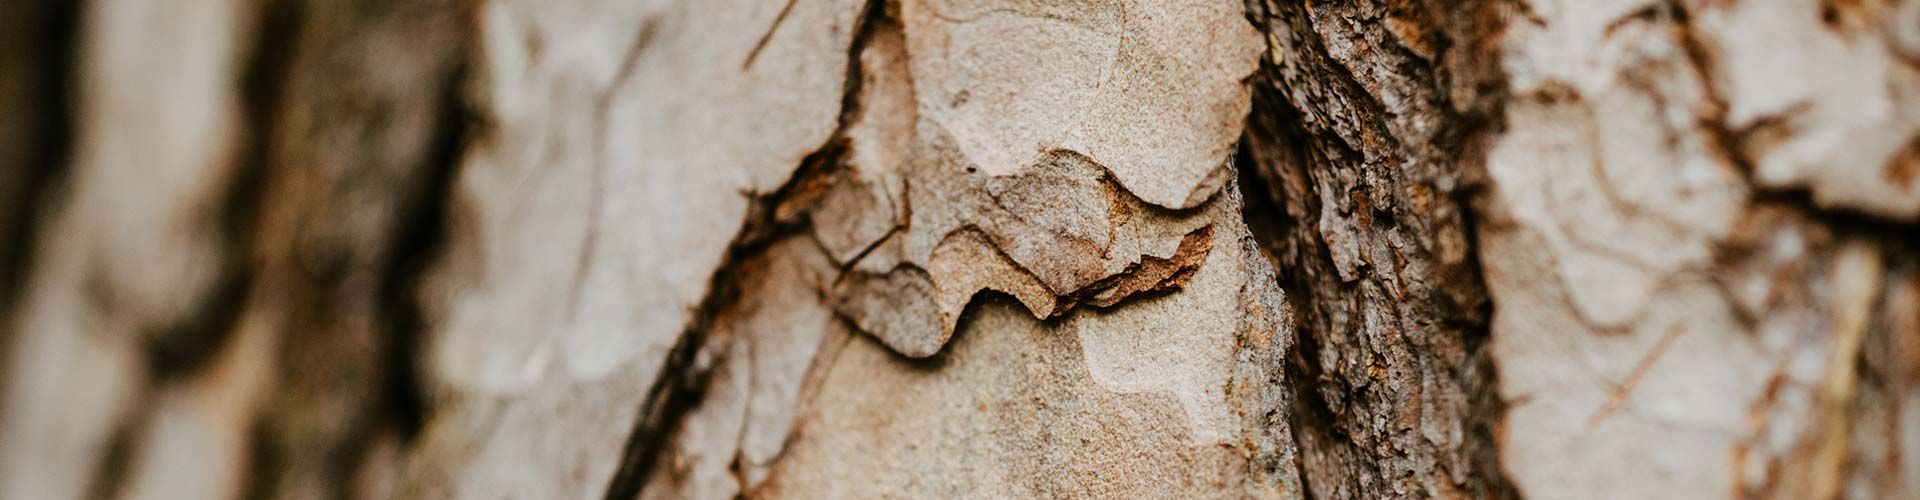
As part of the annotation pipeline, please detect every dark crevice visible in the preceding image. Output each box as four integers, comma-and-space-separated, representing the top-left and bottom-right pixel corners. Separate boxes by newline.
599, 2, 884, 498
238, 2, 472, 498
1234, 115, 1336, 500
1434, 68, 1513, 500
139, 0, 301, 384
81, 391, 153, 500
145, 277, 255, 380
240, 420, 284, 500
1236, 77, 1367, 499
376, 43, 477, 446
598, 135, 851, 500
1234, 140, 1326, 500
1238, 0, 1519, 498
0, 0, 78, 445
229, 4, 309, 499
1237, 10, 1360, 496
1447, 176, 1513, 500
1748, 189, 1920, 252
0, 0, 80, 313
0, 0, 82, 424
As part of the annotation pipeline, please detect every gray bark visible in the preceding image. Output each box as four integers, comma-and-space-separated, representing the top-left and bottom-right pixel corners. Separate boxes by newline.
2, 0, 1917, 499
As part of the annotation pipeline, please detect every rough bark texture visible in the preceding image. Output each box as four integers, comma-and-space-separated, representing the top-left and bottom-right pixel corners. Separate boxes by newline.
1238, 0, 1514, 497
1479, 2, 1920, 498
3, 0, 1919, 499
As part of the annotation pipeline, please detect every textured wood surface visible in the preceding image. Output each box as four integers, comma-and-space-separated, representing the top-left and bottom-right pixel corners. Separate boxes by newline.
1, 0, 1916, 499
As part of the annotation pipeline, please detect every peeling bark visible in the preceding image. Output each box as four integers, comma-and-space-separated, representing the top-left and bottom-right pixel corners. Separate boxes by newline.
4, 0, 1920, 499
1476, 2, 1920, 498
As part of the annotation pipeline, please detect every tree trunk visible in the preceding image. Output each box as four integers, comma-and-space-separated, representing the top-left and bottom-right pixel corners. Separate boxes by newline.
3, 0, 1917, 499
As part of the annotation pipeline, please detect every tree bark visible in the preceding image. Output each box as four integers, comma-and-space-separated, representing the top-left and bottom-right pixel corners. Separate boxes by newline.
2, 0, 1917, 499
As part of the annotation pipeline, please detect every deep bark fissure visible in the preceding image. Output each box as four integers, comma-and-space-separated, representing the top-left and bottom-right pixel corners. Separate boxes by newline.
1747, 190, 1920, 250
376, 51, 475, 448
129, 0, 302, 385
1238, 0, 1520, 497
0, 0, 80, 314
81, 2, 305, 492
599, 2, 884, 497
1235, 115, 1342, 500
597, 140, 852, 500
1445, 179, 1509, 500
0, 0, 83, 427
78, 390, 148, 500
13, 0, 1920, 497
226, 3, 308, 496
239, 2, 474, 497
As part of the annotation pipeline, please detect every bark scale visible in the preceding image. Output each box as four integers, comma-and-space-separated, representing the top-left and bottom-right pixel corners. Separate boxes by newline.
1, 0, 1916, 499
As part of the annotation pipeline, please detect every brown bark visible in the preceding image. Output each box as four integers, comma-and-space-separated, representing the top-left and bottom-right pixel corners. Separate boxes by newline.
1239, 0, 1515, 497
3, 0, 1919, 499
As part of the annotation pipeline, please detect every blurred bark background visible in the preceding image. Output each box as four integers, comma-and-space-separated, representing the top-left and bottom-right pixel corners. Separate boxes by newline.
2, 0, 1918, 499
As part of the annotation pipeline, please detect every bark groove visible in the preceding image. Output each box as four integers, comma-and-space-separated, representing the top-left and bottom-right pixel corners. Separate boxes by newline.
4, 1, 1920, 499
1239, 1, 1519, 498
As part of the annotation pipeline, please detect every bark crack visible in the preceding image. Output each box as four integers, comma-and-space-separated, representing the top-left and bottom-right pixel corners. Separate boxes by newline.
1239, 0, 1520, 497
742, 0, 803, 70
1587, 324, 1688, 429
0, 0, 80, 316
598, 2, 884, 497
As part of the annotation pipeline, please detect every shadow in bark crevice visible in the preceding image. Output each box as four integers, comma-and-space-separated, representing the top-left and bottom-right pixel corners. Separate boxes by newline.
599, 2, 887, 498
